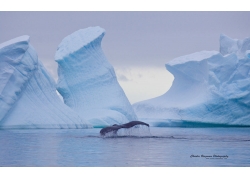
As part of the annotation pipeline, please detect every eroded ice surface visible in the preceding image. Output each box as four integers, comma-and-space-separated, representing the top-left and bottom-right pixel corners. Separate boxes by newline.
55, 27, 138, 127
0, 36, 91, 129
133, 34, 250, 127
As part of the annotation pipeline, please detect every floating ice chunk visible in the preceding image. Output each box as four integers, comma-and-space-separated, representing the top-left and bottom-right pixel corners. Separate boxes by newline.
0, 36, 91, 129
133, 34, 250, 127
55, 27, 138, 127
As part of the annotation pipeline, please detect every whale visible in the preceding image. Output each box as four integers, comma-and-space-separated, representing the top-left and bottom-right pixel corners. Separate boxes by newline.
100, 121, 149, 136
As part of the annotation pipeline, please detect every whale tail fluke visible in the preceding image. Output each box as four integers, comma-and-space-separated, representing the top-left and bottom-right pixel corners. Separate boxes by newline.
100, 120, 149, 136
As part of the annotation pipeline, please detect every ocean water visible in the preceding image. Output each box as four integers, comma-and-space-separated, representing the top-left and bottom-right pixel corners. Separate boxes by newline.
0, 127, 249, 167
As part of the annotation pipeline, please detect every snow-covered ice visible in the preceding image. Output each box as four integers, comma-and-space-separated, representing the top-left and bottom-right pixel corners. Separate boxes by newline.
0, 36, 91, 129
55, 26, 138, 127
133, 34, 250, 127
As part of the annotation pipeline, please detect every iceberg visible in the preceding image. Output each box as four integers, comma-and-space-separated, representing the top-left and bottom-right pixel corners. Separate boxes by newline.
133, 34, 250, 127
55, 26, 138, 127
0, 36, 91, 129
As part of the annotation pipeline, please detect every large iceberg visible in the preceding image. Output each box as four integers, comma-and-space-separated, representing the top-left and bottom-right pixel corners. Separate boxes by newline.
55, 26, 138, 127
0, 36, 91, 129
133, 34, 250, 127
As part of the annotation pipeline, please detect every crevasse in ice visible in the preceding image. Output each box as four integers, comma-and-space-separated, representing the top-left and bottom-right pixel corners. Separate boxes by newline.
55, 26, 138, 127
133, 34, 250, 127
0, 36, 91, 129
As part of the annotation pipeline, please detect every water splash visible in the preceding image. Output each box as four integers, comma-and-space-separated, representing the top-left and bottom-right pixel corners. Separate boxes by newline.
101, 125, 152, 138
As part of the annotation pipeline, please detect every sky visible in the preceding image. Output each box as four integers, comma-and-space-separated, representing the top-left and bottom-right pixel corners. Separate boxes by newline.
1, 11, 250, 103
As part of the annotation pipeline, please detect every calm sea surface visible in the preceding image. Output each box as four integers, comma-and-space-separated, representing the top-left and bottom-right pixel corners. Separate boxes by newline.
0, 127, 250, 167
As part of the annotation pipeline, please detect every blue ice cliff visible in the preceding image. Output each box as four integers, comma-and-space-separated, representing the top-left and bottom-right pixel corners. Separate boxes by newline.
133, 34, 250, 127
0, 36, 91, 129
55, 27, 138, 127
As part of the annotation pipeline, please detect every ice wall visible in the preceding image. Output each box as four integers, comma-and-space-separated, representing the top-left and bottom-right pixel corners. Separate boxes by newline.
0, 36, 91, 129
133, 34, 250, 127
55, 26, 138, 127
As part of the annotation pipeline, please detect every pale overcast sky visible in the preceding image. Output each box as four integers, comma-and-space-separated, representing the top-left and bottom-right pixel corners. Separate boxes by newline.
1, 12, 250, 103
